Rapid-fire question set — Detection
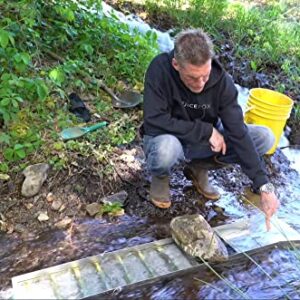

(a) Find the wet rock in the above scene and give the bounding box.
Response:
[37,212,49,222]
[86,203,101,217]
[55,217,72,229]
[170,214,228,263]
[101,190,128,206]
[21,163,50,197]
[51,199,62,211]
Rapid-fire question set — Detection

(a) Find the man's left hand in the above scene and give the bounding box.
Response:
[260,191,280,231]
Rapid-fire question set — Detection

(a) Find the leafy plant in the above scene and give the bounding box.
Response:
[0,0,158,171]
[100,202,124,217]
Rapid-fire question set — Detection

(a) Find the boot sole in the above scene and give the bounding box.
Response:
[151,198,171,209]
[183,168,220,200]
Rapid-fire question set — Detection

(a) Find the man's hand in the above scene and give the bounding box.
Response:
[260,192,280,231]
[209,128,226,155]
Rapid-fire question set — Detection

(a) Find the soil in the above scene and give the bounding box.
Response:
[0,139,294,236]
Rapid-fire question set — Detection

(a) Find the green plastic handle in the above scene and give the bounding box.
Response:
[85,121,108,133]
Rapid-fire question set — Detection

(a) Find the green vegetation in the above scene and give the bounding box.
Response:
[0,0,299,175]
[0,0,158,173]
[144,0,299,91]
[99,201,124,216]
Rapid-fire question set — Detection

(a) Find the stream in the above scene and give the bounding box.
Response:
[1,147,300,299]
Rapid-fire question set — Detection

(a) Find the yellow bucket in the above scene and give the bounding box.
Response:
[245,88,293,154]
[247,99,291,115]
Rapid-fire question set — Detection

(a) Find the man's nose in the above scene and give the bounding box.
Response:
[198,77,207,85]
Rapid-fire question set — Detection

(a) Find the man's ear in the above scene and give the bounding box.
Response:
[172,58,180,71]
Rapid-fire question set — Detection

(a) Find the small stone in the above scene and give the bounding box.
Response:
[24,203,34,210]
[71,161,79,167]
[101,190,128,206]
[21,163,50,197]
[37,212,49,222]
[59,204,66,212]
[86,203,101,217]
[46,192,55,202]
[7,224,14,234]
[55,217,72,229]
[0,220,7,232]
[0,174,10,181]
[51,199,62,211]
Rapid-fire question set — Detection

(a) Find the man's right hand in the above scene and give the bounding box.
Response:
[209,128,227,154]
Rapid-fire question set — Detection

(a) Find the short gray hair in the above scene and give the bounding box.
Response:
[174,29,214,66]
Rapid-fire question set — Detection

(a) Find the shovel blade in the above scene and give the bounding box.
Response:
[61,127,86,140]
[113,91,143,108]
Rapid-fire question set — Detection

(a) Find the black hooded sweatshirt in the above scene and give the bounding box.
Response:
[143,50,268,190]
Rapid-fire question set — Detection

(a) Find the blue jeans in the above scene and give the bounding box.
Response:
[143,124,275,177]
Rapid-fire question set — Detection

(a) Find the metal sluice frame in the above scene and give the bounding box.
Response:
[12,239,300,299]
[91,240,300,299]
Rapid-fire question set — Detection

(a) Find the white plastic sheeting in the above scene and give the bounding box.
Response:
[101,2,174,52]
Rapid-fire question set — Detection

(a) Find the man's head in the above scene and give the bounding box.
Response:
[172,29,214,93]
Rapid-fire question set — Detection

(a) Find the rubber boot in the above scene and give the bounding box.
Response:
[150,175,171,209]
[183,163,220,200]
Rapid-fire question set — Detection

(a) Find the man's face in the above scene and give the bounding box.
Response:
[172,58,211,93]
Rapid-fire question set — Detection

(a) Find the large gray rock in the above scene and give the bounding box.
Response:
[170,214,228,263]
[21,163,50,197]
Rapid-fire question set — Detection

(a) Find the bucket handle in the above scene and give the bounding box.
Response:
[244,105,255,113]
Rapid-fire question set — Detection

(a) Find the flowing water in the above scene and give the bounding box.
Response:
[104,245,300,300]
[1,148,300,299]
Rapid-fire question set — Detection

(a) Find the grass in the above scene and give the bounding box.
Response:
[142,0,299,94]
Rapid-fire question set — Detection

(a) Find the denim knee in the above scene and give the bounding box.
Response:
[248,125,275,155]
[143,134,184,176]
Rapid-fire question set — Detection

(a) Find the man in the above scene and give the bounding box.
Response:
[143,29,279,230]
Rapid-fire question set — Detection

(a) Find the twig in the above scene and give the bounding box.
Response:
[197,256,250,300]
[43,48,64,63]
[193,277,224,293]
